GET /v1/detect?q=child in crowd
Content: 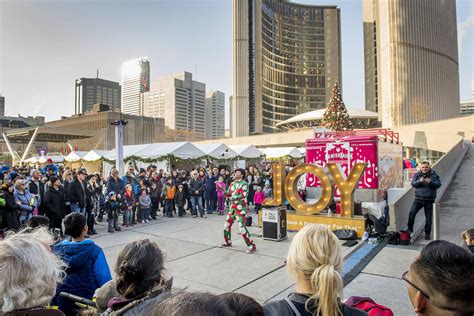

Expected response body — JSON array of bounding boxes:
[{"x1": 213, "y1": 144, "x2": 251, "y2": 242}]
[
  {"x1": 105, "y1": 191, "x2": 121, "y2": 233},
  {"x1": 139, "y1": 188, "x2": 151, "y2": 223},
  {"x1": 162, "y1": 176, "x2": 176, "y2": 218},
  {"x1": 175, "y1": 185, "x2": 187, "y2": 217},
  {"x1": 149, "y1": 182, "x2": 160, "y2": 219},
  {"x1": 121, "y1": 184, "x2": 135, "y2": 227},
  {"x1": 215, "y1": 176, "x2": 227, "y2": 215},
  {"x1": 461, "y1": 229, "x2": 474, "y2": 253},
  {"x1": 253, "y1": 186, "x2": 265, "y2": 214},
  {"x1": 263, "y1": 180, "x2": 273, "y2": 199}
]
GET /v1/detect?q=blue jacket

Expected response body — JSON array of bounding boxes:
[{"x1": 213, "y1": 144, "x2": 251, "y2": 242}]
[
  {"x1": 14, "y1": 189, "x2": 36, "y2": 212},
  {"x1": 53, "y1": 239, "x2": 112, "y2": 315},
  {"x1": 411, "y1": 170, "x2": 441, "y2": 201}
]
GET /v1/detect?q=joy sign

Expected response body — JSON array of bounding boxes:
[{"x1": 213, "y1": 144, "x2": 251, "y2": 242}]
[{"x1": 263, "y1": 162, "x2": 367, "y2": 216}]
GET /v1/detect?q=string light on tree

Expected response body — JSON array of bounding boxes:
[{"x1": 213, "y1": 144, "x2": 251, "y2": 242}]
[{"x1": 321, "y1": 82, "x2": 353, "y2": 131}]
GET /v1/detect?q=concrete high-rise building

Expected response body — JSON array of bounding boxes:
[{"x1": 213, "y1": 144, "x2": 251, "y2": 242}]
[
  {"x1": 121, "y1": 57, "x2": 150, "y2": 115},
  {"x1": 145, "y1": 72, "x2": 206, "y2": 137},
  {"x1": 75, "y1": 77, "x2": 121, "y2": 114},
  {"x1": 205, "y1": 90, "x2": 225, "y2": 139},
  {"x1": 229, "y1": 95, "x2": 233, "y2": 138},
  {"x1": 363, "y1": 0, "x2": 460, "y2": 127},
  {"x1": 232, "y1": 0, "x2": 342, "y2": 136},
  {"x1": 0, "y1": 95, "x2": 4, "y2": 117}
]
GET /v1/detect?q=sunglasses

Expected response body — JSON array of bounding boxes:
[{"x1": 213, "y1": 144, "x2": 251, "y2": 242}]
[{"x1": 402, "y1": 271, "x2": 430, "y2": 299}]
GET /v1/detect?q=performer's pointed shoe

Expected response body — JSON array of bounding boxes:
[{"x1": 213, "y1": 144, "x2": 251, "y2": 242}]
[
  {"x1": 246, "y1": 244, "x2": 257, "y2": 254},
  {"x1": 218, "y1": 242, "x2": 232, "y2": 248}
]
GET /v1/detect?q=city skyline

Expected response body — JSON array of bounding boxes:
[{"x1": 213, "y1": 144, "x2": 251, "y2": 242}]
[{"x1": 0, "y1": 0, "x2": 472, "y2": 126}]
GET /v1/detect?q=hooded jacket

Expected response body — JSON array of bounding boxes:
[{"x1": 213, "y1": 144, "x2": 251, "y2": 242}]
[{"x1": 53, "y1": 239, "x2": 111, "y2": 315}]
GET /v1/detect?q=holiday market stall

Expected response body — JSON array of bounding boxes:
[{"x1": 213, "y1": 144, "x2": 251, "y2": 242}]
[{"x1": 228, "y1": 145, "x2": 263, "y2": 169}]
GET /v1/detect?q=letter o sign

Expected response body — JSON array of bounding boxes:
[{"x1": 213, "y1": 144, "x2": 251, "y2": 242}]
[{"x1": 284, "y1": 164, "x2": 333, "y2": 215}]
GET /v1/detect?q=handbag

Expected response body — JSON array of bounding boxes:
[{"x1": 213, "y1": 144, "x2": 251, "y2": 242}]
[{"x1": 333, "y1": 229, "x2": 357, "y2": 240}]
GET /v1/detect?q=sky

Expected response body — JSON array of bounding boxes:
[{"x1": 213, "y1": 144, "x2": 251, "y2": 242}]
[{"x1": 0, "y1": 0, "x2": 473, "y2": 127}]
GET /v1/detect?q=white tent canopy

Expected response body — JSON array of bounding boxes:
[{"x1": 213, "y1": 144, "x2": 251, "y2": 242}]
[
  {"x1": 228, "y1": 145, "x2": 262, "y2": 159},
  {"x1": 64, "y1": 151, "x2": 87, "y2": 162},
  {"x1": 195, "y1": 143, "x2": 238, "y2": 159},
  {"x1": 82, "y1": 150, "x2": 111, "y2": 162},
  {"x1": 261, "y1": 147, "x2": 303, "y2": 159},
  {"x1": 105, "y1": 144, "x2": 152, "y2": 161},
  {"x1": 133, "y1": 142, "x2": 206, "y2": 160}
]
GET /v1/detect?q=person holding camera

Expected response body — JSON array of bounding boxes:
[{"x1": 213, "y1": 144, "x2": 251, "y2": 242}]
[{"x1": 407, "y1": 161, "x2": 441, "y2": 240}]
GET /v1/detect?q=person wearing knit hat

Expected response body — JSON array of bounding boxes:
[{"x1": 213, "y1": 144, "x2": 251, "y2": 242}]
[
  {"x1": 9, "y1": 172, "x2": 19, "y2": 183},
  {"x1": 1, "y1": 180, "x2": 19, "y2": 230}
]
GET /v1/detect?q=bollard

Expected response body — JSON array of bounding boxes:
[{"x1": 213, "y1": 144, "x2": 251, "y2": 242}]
[{"x1": 433, "y1": 202, "x2": 440, "y2": 240}]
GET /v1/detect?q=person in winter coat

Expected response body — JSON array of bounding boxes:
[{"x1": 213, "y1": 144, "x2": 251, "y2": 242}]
[
  {"x1": 162, "y1": 177, "x2": 176, "y2": 218},
  {"x1": 52, "y1": 213, "x2": 111, "y2": 316},
  {"x1": 175, "y1": 185, "x2": 187, "y2": 217},
  {"x1": 216, "y1": 176, "x2": 227, "y2": 215},
  {"x1": 204, "y1": 168, "x2": 217, "y2": 214},
  {"x1": 97, "y1": 239, "x2": 171, "y2": 315},
  {"x1": 43, "y1": 176, "x2": 66, "y2": 236},
  {"x1": 121, "y1": 184, "x2": 135, "y2": 227},
  {"x1": 105, "y1": 191, "x2": 121, "y2": 233},
  {"x1": 107, "y1": 169, "x2": 123, "y2": 196},
  {"x1": 407, "y1": 161, "x2": 441, "y2": 240},
  {"x1": 189, "y1": 171, "x2": 205, "y2": 218},
  {"x1": 263, "y1": 180, "x2": 273, "y2": 199},
  {"x1": 175, "y1": 171, "x2": 190, "y2": 213},
  {"x1": 139, "y1": 188, "x2": 152, "y2": 223},
  {"x1": 62, "y1": 170, "x2": 74, "y2": 215},
  {"x1": 85, "y1": 174, "x2": 99, "y2": 235},
  {"x1": 68, "y1": 169, "x2": 88, "y2": 214},
  {"x1": 26, "y1": 169, "x2": 46, "y2": 216},
  {"x1": 1, "y1": 181, "x2": 20, "y2": 231},
  {"x1": 149, "y1": 182, "x2": 160, "y2": 219},
  {"x1": 264, "y1": 225, "x2": 367, "y2": 316},
  {"x1": 14, "y1": 179, "x2": 37, "y2": 226},
  {"x1": 253, "y1": 186, "x2": 265, "y2": 214}
]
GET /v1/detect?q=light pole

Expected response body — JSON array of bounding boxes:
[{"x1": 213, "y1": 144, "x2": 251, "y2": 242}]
[{"x1": 111, "y1": 119, "x2": 127, "y2": 177}]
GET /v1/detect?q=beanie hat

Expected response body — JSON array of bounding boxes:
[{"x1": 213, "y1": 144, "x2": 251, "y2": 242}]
[
  {"x1": 1, "y1": 165, "x2": 10, "y2": 173},
  {"x1": 107, "y1": 191, "x2": 116, "y2": 199},
  {"x1": 9, "y1": 172, "x2": 19, "y2": 180}
]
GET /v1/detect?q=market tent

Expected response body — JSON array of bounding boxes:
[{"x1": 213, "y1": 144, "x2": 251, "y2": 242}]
[
  {"x1": 261, "y1": 147, "x2": 303, "y2": 159},
  {"x1": 38, "y1": 155, "x2": 65, "y2": 163},
  {"x1": 64, "y1": 151, "x2": 88, "y2": 162},
  {"x1": 105, "y1": 144, "x2": 152, "y2": 161},
  {"x1": 133, "y1": 142, "x2": 206, "y2": 160},
  {"x1": 297, "y1": 148, "x2": 306, "y2": 155},
  {"x1": 82, "y1": 150, "x2": 111, "y2": 162},
  {"x1": 24, "y1": 156, "x2": 38, "y2": 164},
  {"x1": 228, "y1": 145, "x2": 262, "y2": 159},
  {"x1": 195, "y1": 143, "x2": 238, "y2": 160}
]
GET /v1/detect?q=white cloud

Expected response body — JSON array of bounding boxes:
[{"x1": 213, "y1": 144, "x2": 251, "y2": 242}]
[{"x1": 458, "y1": 3, "x2": 474, "y2": 54}]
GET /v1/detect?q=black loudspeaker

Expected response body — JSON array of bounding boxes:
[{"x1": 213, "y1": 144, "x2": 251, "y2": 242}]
[{"x1": 262, "y1": 207, "x2": 287, "y2": 241}]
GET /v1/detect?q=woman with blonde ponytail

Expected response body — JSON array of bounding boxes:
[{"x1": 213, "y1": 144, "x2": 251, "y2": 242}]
[{"x1": 264, "y1": 224, "x2": 367, "y2": 316}]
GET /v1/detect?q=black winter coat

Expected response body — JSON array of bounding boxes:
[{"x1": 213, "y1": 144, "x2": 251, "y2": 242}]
[
  {"x1": 189, "y1": 178, "x2": 204, "y2": 195},
  {"x1": 106, "y1": 176, "x2": 123, "y2": 195},
  {"x1": 411, "y1": 170, "x2": 441, "y2": 201},
  {"x1": 44, "y1": 187, "x2": 66, "y2": 218},
  {"x1": 175, "y1": 191, "x2": 187, "y2": 207},
  {"x1": 68, "y1": 179, "x2": 87, "y2": 208}
]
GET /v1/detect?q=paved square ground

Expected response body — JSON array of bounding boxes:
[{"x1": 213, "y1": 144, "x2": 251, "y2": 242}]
[{"x1": 91, "y1": 212, "x2": 355, "y2": 303}]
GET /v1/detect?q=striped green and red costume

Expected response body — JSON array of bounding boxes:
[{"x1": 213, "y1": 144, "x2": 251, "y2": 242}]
[{"x1": 223, "y1": 179, "x2": 255, "y2": 247}]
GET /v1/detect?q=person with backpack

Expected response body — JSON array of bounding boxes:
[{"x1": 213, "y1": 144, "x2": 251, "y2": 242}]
[
  {"x1": 264, "y1": 224, "x2": 367, "y2": 316},
  {"x1": 162, "y1": 176, "x2": 176, "y2": 218}
]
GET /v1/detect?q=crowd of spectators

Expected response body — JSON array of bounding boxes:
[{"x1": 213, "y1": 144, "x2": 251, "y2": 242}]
[{"x1": 0, "y1": 160, "x2": 276, "y2": 236}]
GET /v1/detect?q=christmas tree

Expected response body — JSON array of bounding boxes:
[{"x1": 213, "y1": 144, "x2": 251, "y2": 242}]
[{"x1": 321, "y1": 82, "x2": 353, "y2": 131}]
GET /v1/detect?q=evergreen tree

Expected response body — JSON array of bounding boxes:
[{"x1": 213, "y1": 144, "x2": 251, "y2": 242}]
[{"x1": 321, "y1": 82, "x2": 353, "y2": 131}]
